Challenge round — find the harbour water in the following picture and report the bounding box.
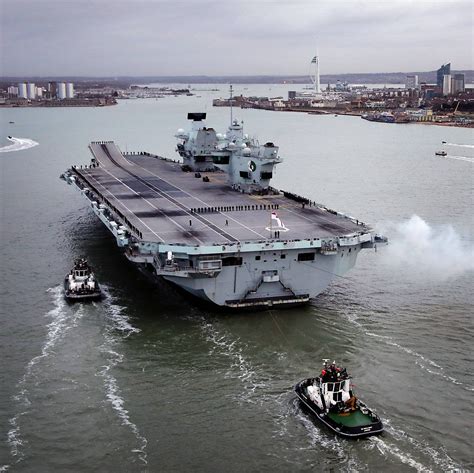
[1,86,473,472]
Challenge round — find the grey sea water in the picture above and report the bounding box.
[1,85,473,472]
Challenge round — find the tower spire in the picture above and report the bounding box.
[229,84,233,125]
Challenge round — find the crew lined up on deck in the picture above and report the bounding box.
[190,203,279,214]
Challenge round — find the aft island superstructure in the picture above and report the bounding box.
[61,112,383,308]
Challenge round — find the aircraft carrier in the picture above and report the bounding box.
[61,111,384,308]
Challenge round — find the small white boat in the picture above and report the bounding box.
[64,258,102,301]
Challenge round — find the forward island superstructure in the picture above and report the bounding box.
[61,112,384,308]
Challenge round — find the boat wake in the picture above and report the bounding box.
[0,136,39,153]
[291,401,364,472]
[445,155,474,163]
[98,291,147,465]
[327,310,467,470]
[444,142,474,149]
[199,319,268,402]
[378,419,460,472]
[365,331,473,392]
[369,436,431,472]
[337,305,474,392]
[6,286,84,465]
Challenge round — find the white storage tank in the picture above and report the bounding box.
[66,82,74,98]
[26,83,36,99]
[58,82,67,99]
[18,83,27,98]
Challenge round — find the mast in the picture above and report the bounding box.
[229,84,233,125]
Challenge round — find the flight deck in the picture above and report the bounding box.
[73,142,367,247]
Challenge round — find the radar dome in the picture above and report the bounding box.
[228,142,236,149]
[243,147,251,156]
[216,133,223,140]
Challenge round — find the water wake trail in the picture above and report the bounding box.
[378,215,474,280]
[199,319,266,401]
[98,291,147,465]
[369,436,431,472]
[444,142,474,149]
[380,419,460,472]
[332,312,465,470]
[6,287,83,465]
[444,155,474,163]
[338,307,473,391]
[291,404,366,472]
[364,331,473,391]
[0,137,39,153]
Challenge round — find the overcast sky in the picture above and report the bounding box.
[1,0,472,77]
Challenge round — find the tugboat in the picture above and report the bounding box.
[435,150,447,156]
[64,258,102,301]
[295,360,383,438]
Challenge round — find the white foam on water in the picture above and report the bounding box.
[365,331,473,391]
[383,419,460,472]
[200,320,265,401]
[6,286,81,465]
[444,143,474,149]
[101,286,140,337]
[99,350,148,465]
[336,309,473,392]
[379,215,474,281]
[295,408,350,460]
[98,293,147,465]
[370,436,431,472]
[0,136,39,153]
[445,155,474,163]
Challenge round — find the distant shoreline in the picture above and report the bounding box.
[1,70,473,86]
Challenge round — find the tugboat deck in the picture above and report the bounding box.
[74,142,367,245]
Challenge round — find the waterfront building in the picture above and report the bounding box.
[66,82,74,98]
[36,87,43,98]
[405,75,418,89]
[437,63,451,87]
[26,82,36,99]
[451,73,465,94]
[48,81,57,98]
[18,82,27,99]
[442,74,452,95]
[7,86,18,96]
[58,82,67,99]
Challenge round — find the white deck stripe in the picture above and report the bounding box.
[130,160,268,239]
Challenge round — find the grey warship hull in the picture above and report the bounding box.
[62,141,378,308]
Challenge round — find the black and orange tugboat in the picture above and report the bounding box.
[295,360,383,438]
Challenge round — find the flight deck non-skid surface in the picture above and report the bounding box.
[77,142,365,245]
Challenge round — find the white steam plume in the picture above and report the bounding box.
[379,215,474,280]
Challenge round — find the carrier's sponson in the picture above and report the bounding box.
[63,141,378,308]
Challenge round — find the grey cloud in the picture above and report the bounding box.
[1,0,472,76]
